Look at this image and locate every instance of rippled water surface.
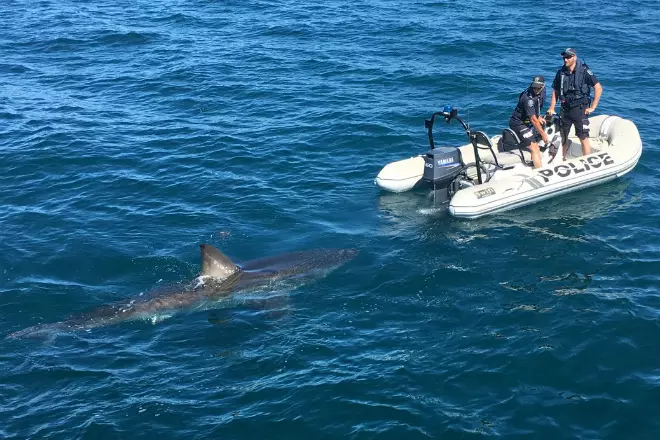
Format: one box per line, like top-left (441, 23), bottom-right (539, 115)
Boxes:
top-left (2, 1), bottom-right (660, 439)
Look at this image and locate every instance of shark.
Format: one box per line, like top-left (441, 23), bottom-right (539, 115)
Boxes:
top-left (7, 244), bottom-right (358, 339)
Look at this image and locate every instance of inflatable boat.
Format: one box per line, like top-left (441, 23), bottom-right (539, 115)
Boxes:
top-left (374, 106), bottom-right (643, 219)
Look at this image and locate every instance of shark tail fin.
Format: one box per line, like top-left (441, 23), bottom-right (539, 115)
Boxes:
top-left (200, 244), bottom-right (239, 279)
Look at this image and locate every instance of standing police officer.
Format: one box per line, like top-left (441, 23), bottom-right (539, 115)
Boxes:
top-left (547, 48), bottom-right (602, 160)
top-left (509, 75), bottom-right (549, 168)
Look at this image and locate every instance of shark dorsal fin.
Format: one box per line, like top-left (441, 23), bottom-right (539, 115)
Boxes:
top-left (199, 244), bottom-right (239, 279)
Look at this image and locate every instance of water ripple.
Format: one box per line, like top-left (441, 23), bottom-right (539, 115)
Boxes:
top-left (2, 0), bottom-right (660, 438)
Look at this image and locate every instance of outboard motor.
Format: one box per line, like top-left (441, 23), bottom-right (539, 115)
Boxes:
top-left (422, 106), bottom-right (479, 204)
top-left (422, 146), bottom-right (465, 203)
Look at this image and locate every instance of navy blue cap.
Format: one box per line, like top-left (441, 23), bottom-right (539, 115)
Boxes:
top-left (531, 75), bottom-right (545, 87)
top-left (561, 48), bottom-right (576, 57)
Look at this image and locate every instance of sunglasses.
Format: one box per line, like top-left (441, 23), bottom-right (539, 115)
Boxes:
top-left (563, 55), bottom-right (574, 60)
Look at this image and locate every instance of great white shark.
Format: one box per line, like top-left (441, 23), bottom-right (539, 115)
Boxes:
top-left (7, 244), bottom-right (358, 339)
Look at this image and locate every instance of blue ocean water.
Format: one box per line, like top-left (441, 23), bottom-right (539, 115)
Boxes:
top-left (2, 0), bottom-right (660, 438)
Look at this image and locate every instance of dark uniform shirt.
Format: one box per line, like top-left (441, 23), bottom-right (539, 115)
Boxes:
top-left (510, 88), bottom-right (544, 125)
top-left (552, 64), bottom-right (599, 107)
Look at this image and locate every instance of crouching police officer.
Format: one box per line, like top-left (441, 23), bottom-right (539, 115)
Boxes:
top-left (547, 47), bottom-right (602, 160)
top-left (509, 75), bottom-right (549, 169)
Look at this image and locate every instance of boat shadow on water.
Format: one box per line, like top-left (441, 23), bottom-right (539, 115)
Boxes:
top-left (377, 177), bottom-right (639, 234)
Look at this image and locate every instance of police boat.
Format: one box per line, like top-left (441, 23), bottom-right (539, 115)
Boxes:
top-left (374, 106), bottom-right (643, 219)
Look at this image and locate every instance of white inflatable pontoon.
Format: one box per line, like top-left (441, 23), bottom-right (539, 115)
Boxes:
top-left (374, 107), bottom-right (642, 219)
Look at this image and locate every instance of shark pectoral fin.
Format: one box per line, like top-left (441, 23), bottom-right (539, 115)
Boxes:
top-left (244, 296), bottom-right (292, 320)
top-left (208, 310), bottom-right (232, 326)
top-left (200, 244), bottom-right (239, 279)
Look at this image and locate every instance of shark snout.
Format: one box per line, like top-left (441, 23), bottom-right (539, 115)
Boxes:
top-left (340, 248), bottom-right (359, 261)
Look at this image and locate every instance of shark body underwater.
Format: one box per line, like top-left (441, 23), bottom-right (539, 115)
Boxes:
top-left (7, 244), bottom-right (358, 339)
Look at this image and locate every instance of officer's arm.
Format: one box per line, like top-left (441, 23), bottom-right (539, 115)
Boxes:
top-left (548, 89), bottom-right (558, 114)
top-left (530, 114), bottom-right (549, 142)
top-left (590, 82), bottom-right (602, 111)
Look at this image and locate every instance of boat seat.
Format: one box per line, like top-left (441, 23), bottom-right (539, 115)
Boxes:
top-left (499, 128), bottom-right (525, 152)
top-left (472, 129), bottom-right (532, 167)
top-left (495, 148), bottom-right (532, 166)
top-left (473, 131), bottom-right (500, 166)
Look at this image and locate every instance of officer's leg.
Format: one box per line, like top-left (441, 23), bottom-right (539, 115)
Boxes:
top-left (512, 125), bottom-right (538, 167)
top-left (559, 107), bottom-right (572, 161)
top-left (574, 105), bottom-right (592, 156)
top-left (529, 142), bottom-right (542, 168)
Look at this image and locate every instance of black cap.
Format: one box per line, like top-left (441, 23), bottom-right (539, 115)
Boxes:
top-left (561, 47), bottom-right (576, 57)
top-left (531, 75), bottom-right (545, 87)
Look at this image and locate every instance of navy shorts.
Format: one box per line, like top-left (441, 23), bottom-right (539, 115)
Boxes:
top-left (509, 121), bottom-right (534, 148)
top-left (560, 105), bottom-right (590, 141)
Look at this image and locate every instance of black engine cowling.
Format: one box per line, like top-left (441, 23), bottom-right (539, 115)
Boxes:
top-left (422, 147), bottom-right (466, 203)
